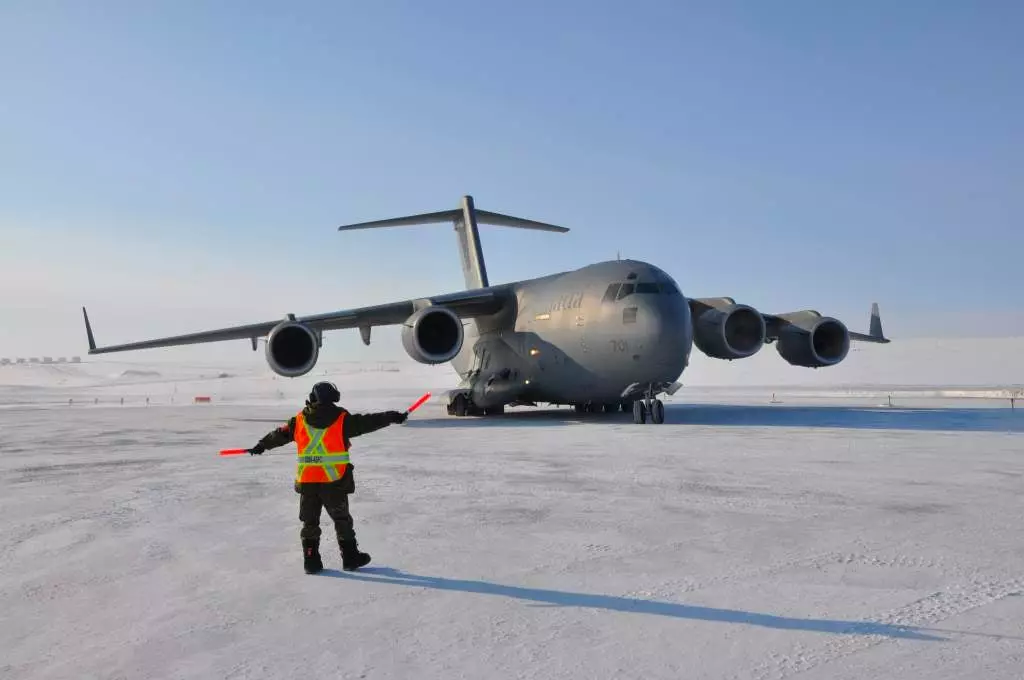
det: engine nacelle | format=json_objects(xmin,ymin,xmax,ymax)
[
  {"xmin": 693, "ymin": 304, "xmax": 766, "ymax": 360},
  {"xmin": 776, "ymin": 316, "xmax": 850, "ymax": 368},
  {"xmin": 401, "ymin": 306, "xmax": 464, "ymax": 364},
  {"xmin": 265, "ymin": 320, "xmax": 320, "ymax": 377}
]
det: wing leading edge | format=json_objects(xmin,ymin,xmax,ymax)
[{"xmin": 82, "ymin": 288, "xmax": 508, "ymax": 355}]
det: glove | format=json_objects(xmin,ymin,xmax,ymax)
[
  {"xmin": 248, "ymin": 445, "xmax": 264, "ymax": 455},
  {"xmin": 387, "ymin": 410, "xmax": 408, "ymax": 424}
]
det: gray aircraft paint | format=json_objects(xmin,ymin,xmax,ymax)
[
  {"xmin": 81, "ymin": 195, "xmax": 888, "ymax": 419},
  {"xmin": 452, "ymin": 261, "xmax": 693, "ymax": 408}
]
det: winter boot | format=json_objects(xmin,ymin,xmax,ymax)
[
  {"xmin": 340, "ymin": 540, "xmax": 371, "ymax": 571},
  {"xmin": 302, "ymin": 539, "xmax": 323, "ymax": 574}
]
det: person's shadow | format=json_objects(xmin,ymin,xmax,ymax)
[{"xmin": 321, "ymin": 566, "xmax": 942, "ymax": 641}]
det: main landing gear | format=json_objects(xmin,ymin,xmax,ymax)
[
  {"xmin": 447, "ymin": 391, "xmax": 504, "ymax": 417},
  {"xmin": 631, "ymin": 387, "xmax": 665, "ymax": 425}
]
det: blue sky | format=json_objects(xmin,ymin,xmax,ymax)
[{"xmin": 1, "ymin": 1, "xmax": 1022, "ymax": 362}]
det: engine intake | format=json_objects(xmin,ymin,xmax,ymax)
[
  {"xmin": 401, "ymin": 306, "xmax": 464, "ymax": 364},
  {"xmin": 265, "ymin": 320, "xmax": 320, "ymax": 377},
  {"xmin": 776, "ymin": 316, "xmax": 850, "ymax": 368},
  {"xmin": 693, "ymin": 304, "xmax": 766, "ymax": 360}
]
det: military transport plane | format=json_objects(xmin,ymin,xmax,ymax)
[{"xmin": 81, "ymin": 195, "xmax": 889, "ymax": 424}]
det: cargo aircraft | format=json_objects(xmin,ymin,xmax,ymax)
[{"xmin": 82, "ymin": 195, "xmax": 889, "ymax": 424}]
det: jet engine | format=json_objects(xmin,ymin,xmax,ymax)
[
  {"xmin": 401, "ymin": 306, "xmax": 464, "ymax": 364},
  {"xmin": 265, "ymin": 320, "xmax": 320, "ymax": 377},
  {"xmin": 693, "ymin": 304, "xmax": 766, "ymax": 360},
  {"xmin": 775, "ymin": 315, "xmax": 850, "ymax": 368}
]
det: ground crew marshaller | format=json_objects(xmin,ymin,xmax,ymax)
[{"xmin": 247, "ymin": 381, "xmax": 407, "ymax": 574}]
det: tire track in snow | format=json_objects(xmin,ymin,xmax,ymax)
[{"xmin": 739, "ymin": 575, "xmax": 1024, "ymax": 680}]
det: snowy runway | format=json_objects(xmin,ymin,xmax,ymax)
[{"xmin": 2, "ymin": 392, "xmax": 1023, "ymax": 679}]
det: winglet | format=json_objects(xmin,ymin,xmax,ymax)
[
  {"xmin": 869, "ymin": 302, "xmax": 885, "ymax": 340},
  {"xmin": 849, "ymin": 302, "xmax": 890, "ymax": 344},
  {"xmin": 82, "ymin": 307, "xmax": 97, "ymax": 352}
]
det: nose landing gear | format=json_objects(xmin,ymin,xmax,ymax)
[{"xmin": 631, "ymin": 385, "xmax": 665, "ymax": 424}]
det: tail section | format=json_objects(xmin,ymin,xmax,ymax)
[{"xmin": 337, "ymin": 195, "xmax": 568, "ymax": 290}]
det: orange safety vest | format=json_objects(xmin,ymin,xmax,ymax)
[{"xmin": 294, "ymin": 412, "xmax": 351, "ymax": 484}]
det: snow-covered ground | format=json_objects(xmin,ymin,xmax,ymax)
[{"xmin": 2, "ymin": 360, "xmax": 1023, "ymax": 679}]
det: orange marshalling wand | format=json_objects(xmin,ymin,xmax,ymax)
[{"xmin": 407, "ymin": 392, "xmax": 431, "ymax": 413}]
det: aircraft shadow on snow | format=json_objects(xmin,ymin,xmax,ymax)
[
  {"xmin": 318, "ymin": 567, "xmax": 942, "ymax": 641},
  {"xmin": 403, "ymin": 403, "xmax": 1024, "ymax": 433}
]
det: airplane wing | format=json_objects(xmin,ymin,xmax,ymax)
[
  {"xmin": 688, "ymin": 298, "xmax": 890, "ymax": 346},
  {"xmin": 82, "ymin": 288, "xmax": 508, "ymax": 355},
  {"xmin": 763, "ymin": 301, "xmax": 890, "ymax": 344}
]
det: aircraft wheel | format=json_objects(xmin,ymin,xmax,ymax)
[
  {"xmin": 620, "ymin": 400, "xmax": 633, "ymax": 413},
  {"xmin": 632, "ymin": 399, "xmax": 647, "ymax": 424},
  {"xmin": 484, "ymin": 405, "xmax": 505, "ymax": 416},
  {"xmin": 650, "ymin": 399, "xmax": 665, "ymax": 424},
  {"xmin": 453, "ymin": 395, "xmax": 468, "ymax": 417}
]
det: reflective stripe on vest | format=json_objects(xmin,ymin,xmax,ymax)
[{"xmin": 294, "ymin": 412, "xmax": 350, "ymax": 484}]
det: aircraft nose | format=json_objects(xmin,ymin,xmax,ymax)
[{"xmin": 634, "ymin": 296, "xmax": 690, "ymax": 371}]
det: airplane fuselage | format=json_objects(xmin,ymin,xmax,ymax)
[{"xmin": 449, "ymin": 259, "xmax": 693, "ymax": 409}]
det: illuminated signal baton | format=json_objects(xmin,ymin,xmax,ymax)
[
  {"xmin": 406, "ymin": 392, "xmax": 431, "ymax": 414},
  {"xmin": 219, "ymin": 448, "xmax": 250, "ymax": 456}
]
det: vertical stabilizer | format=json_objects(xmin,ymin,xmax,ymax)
[{"xmin": 456, "ymin": 195, "xmax": 488, "ymax": 289}]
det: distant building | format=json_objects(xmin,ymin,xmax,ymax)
[
  {"xmin": 71, "ymin": 356, "xmax": 82, "ymax": 363},
  {"xmin": 42, "ymin": 357, "xmax": 53, "ymax": 364},
  {"xmin": 16, "ymin": 358, "xmax": 25, "ymax": 364},
  {"xmin": 57, "ymin": 357, "xmax": 67, "ymax": 363},
  {"xmin": 0, "ymin": 358, "xmax": 9, "ymax": 366},
  {"xmin": 29, "ymin": 357, "xmax": 39, "ymax": 363}
]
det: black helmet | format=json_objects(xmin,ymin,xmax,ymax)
[{"xmin": 308, "ymin": 381, "xmax": 340, "ymax": 405}]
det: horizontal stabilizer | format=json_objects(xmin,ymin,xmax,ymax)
[
  {"xmin": 338, "ymin": 195, "xmax": 568, "ymax": 290},
  {"xmin": 338, "ymin": 207, "xmax": 568, "ymax": 233}
]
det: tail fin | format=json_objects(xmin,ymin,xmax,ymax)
[{"xmin": 337, "ymin": 195, "xmax": 568, "ymax": 289}]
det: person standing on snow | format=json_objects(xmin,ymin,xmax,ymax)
[{"xmin": 247, "ymin": 381, "xmax": 408, "ymax": 574}]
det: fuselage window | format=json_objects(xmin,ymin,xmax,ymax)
[
  {"xmin": 636, "ymin": 282, "xmax": 659, "ymax": 294},
  {"xmin": 602, "ymin": 284, "xmax": 620, "ymax": 302},
  {"xmin": 616, "ymin": 283, "xmax": 635, "ymax": 300}
]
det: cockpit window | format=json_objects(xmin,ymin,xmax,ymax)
[{"xmin": 603, "ymin": 278, "xmax": 678, "ymax": 303}]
